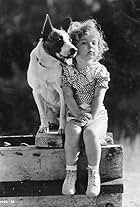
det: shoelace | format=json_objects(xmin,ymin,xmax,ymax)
[
  {"xmin": 65, "ymin": 170, "xmax": 76, "ymax": 184},
  {"xmin": 88, "ymin": 169, "xmax": 98, "ymax": 186}
]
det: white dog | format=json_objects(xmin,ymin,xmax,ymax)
[{"xmin": 27, "ymin": 14, "xmax": 77, "ymax": 135}]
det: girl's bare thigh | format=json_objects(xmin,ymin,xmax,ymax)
[{"xmin": 83, "ymin": 118, "xmax": 108, "ymax": 141}]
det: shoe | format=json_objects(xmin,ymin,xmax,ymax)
[
  {"xmin": 62, "ymin": 170, "xmax": 77, "ymax": 195},
  {"xmin": 86, "ymin": 167, "xmax": 100, "ymax": 197}
]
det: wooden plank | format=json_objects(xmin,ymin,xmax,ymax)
[
  {"xmin": 0, "ymin": 132, "xmax": 113, "ymax": 147},
  {"xmin": 0, "ymin": 193, "xmax": 122, "ymax": 207},
  {"xmin": 76, "ymin": 178, "xmax": 123, "ymax": 195},
  {"xmin": 0, "ymin": 178, "xmax": 123, "ymax": 197},
  {"xmin": 0, "ymin": 135, "xmax": 34, "ymax": 139},
  {"xmin": 0, "ymin": 147, "xmax": 65, "ymax": 181},
  {"xmin": 97, "ymin": 193, "xmax": 122, "ymax": 207},
  {"xmin": 0, "ymin": 135, "xmax": 35, "ymax": 147},
  {"xmin": 78, "ymin": 145, "xmax": 123, "ymax": 182},
  {"xmin": 0, "ymin": 134, "xmax": 63, "ymax": 148},
  {"xmin": 0, "ymin": 145, "xmax": 122, "ymax": 182}
]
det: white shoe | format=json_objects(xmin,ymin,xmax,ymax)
[
  {"xmin": 86, "ymin": 167, "xmax": 100, "ymax": 197},
  {"xmin": 62, "ymin": 170, "xmax": 77, "ymax": 195}
]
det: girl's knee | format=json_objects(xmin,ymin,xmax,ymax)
[
  {"xmin": 83, "ymin": 128, "xmax": 101, "ymax": 152},
  {"xmin": 83, "ymin": 121, "xmax": 107, "ymax": 142},
  {"xmin": 65, "ymin": 120, "xmax": 82, "ymax": 136},
  {"xmin": 65, "ymin": 121, "xmax": 82, "ymax": 148},
  {"xmin": 83, "ymin": 128, "xmax": 98, "ymax": 142}
]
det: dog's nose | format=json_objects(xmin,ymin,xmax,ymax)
[{"xmin": 70, "ymin": 48, "xmax": 77, "ymax": 55}]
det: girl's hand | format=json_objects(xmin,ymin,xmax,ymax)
[
  {"xmin": 77, "ymin": 113, "xmax": 91, "ymax": 121},
  {"xmin": 84, "ymin": 113, "xmax": 92, "ymax": 120},
  {"xmin": 75, "ymin": 113, "xmax": 92, "ymax": 127}
]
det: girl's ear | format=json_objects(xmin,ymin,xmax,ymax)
[
  {"xmin": 61, "ymin": 17, "xmax": 72, "ymax": 32},
  {"xmin": 41, "ymin": 14, "xmax": 54, "ymax": 40}
]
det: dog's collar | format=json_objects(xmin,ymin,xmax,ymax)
[{"xmin": 36, "ymin": 55, "xmax": 68, "ymax": 70}]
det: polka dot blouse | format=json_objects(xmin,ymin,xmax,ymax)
[{"xmin": 61, "ymin": 61, "xmax": 110, "ymax": 108}]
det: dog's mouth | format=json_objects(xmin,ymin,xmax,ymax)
[
  {"xmin": 56, "ymin": 53, "xmax": 72, "ymax": 60},
  {"xmin": 56, "ymin": 49, "xmax": 77, "ymax": 62}
]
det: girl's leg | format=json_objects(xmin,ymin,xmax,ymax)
[
  {"xmin": 83, "ymin": 118, "xmax": 108, "ymax": 196},
  {"xmin": 64, "ymin": 120, "xmax": 82, "ymax": 166},
  {"xmin": 83, "ymin": 118, "xmax": 107, "ymax": 166},
  {"xmin": 62, "ymin": 119, "xmax": 82, "ymax": 195}
]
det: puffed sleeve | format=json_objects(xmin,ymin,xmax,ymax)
[
  {"xmin": 95, "ymin": 65, "xmax": 110, "ymax": 89},
  {"xmin": 61, "ymin": 65, "xmax": 72, "ymax": 88}
]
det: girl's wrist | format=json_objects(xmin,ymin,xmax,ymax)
[{"xmin": 76, "ymin": 112, "xmax": 85, "ymax": 120}]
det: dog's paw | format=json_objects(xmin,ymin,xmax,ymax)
[
  {"xmin": 48, "ymin": 122, "xmax": 59, "ymax": 131},
  {"xmin": 58, "ymin": 128, "xmax": 65, "ymax": 135}
]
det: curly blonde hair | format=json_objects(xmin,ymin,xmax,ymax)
[{"xmin": 68, "ymin": 19, "xmax": 108, "ymax": 61}]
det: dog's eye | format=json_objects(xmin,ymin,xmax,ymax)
[
  {"xmin": 56, "ymin": 37, "xmax": 62, "ymax": 42},
  {"xmin": 56, "ymin": 39, "xmax": 61, "ymax": 42},
  {"xmin": 69, "ymin": 38, "xmax": 72, "ymax": 43}
]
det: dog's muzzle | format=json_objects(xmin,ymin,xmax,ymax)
[{"xmin": 56, "ymin": 48, "xmax": 77, "ymax": 61}]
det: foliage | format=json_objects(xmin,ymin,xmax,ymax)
[{"xmin": 0, "ymin": 70, "xmax": 39, "ymax": 135}]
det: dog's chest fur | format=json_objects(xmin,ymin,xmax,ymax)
[{"xmin": 30, "ymin": 40, "xmax": 63, "ymax": 84}]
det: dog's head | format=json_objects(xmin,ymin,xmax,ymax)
[{"xmin": 41, "ymin": 14, "xmax": 77, "ymax": 63}]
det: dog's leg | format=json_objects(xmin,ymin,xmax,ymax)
[
  {"xmin": 53, "ymin": 84, "xmax": 66, "ymax": 135},
  {"xmin": 32, "ymin": 90, "xmax": 50, "ymax": 133},
  {"xmin": 46, "ymin": 108, "xmax": 59, "ymax": 129}
]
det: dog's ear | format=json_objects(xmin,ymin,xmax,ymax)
[
  {"xmin": 61, "ymin": 17, "xmax": 72, "ymax": 32},
  {"xmin": 41, "ymin": 14, "xmax": 53, "ymax": 40}
]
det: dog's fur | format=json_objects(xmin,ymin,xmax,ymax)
[{"xmin": 27, "ymin": 14, "xmax": 77, "ymax": 134}]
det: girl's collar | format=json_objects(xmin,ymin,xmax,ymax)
[
  {"xmin": 73, "ymin": 57, "xmax": 98, "ymax": 73},
  {"xmin": 75, "ymin": 56, "xmax": 97, "ymax": 71}
]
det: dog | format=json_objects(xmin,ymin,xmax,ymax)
[{"xmin": 27, "ymin": 14, "xmax": 77, "ymax": 135}]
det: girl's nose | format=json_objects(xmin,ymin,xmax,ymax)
[{"xmin": 88, "ymin": 42, "xmax": 94, "ymax": 48}]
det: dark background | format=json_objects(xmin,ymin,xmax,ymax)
[{"xmin": 0, "ymin": 0, "xmax": 140, "ymax": 140}]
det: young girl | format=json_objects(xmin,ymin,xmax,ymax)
[{"xmin": 61, "ymin": 19, "xmax": 110, "ymax": 196}]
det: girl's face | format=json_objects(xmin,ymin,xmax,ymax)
[{"xmin": 77, "ymin": 31, "xmax": 99, "ymax": 62}]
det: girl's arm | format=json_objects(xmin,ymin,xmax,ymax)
[
  {"xmin": 91, "ymin": 87, "xmax": 107, "ymax": 119},
  {"xmin": 63, "ymin": 86, "xmax": 83, "ymax": 119}
]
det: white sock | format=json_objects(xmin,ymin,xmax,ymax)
[
  {"xmin": 88, "ymin": 164, "xmax": 99, "ymax": 171},
  {"xmin": 66, "ymin": 165, "xmax": 77, "ymax": 171}
]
